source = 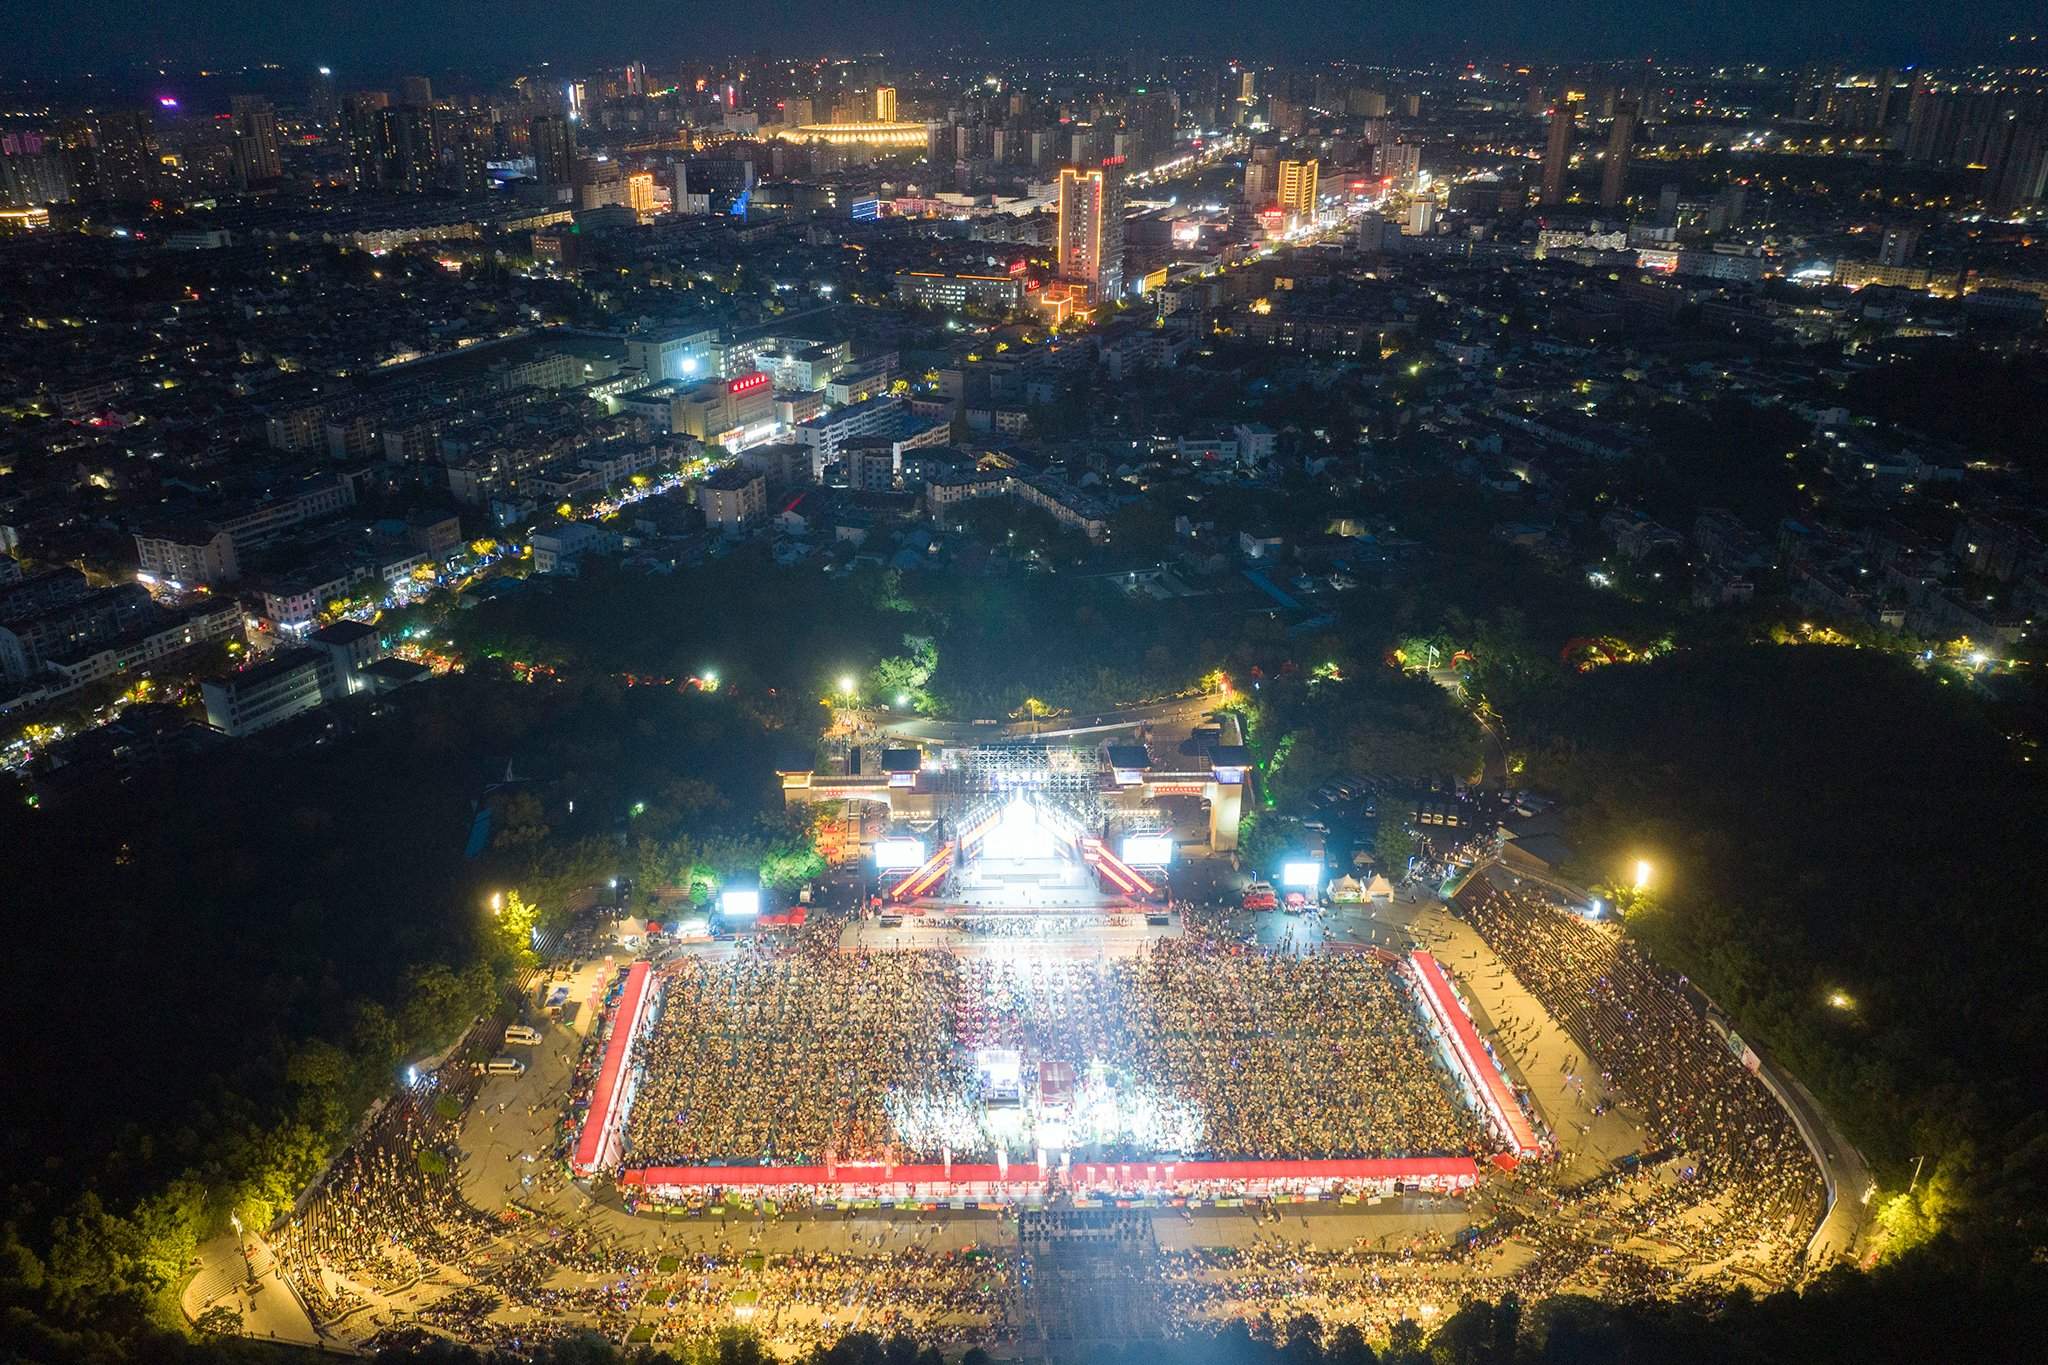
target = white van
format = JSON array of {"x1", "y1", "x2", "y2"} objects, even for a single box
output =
[
  {"x1": 503, "y1": 1025, "x2": 542, "y2": 1046},
  {"x1": 483, "y1": 1057, "x2": 527, "y2": 1077}
]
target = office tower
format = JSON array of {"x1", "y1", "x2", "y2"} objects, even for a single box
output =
[
  {"x1": 529, "y1": 113, "x2": 575, "y2": 186},
  {"x1": 1268, "y1": 96, "x2": 1304, "y2": 136},
  {"x1": 344, "y1": 92, "x2": 389, "y2": 187},
  {"x1": 1277, "y1": 157, "x2": 1319, "y2": 219},
  {"x1": 1540, "y1": 95, "x2": 1575, "y2": 205},
  {"x1": 1656, "y1": 182, "x2": 1680, "y2": 226},
  {"x1": 90, "y1": 111, "x2": 158, "y2": 202},
  {"x1": 400, "y1": 75, "x2": 434, "y2": 108},
  {"x1": 874, "y1": 86, "x2": 897, "y2": 122},
  {"x1": 308, "y1": 67, "x2": 339, "y2": 133},
  {"x1": 783, "y1": 95, "x2": 814, "y2": 127},
  {"x1": 230, "y1": 96, "x2": 282, "y2": 185},
  {"x1": 1056, "y1": 157, "x2": 1126, "y2": 303},
  {"x1": 1349, "y1": 88, "x2": 1387, "y2": 118},
  {"x1": 626, "y1": 169, "x2": 656, "y2": 217},
  {"x1": 1600, "y1": 99, "x2": 1636, "y2": 207}
]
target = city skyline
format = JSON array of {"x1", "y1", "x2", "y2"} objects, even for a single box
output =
[{"x1": 0, "y1": 0, "x2": 2044, "y2": 77}]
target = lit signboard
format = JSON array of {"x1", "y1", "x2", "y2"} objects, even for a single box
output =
[
  {"x1": 873, "y1": 838, "x2": 926, "y2": 870},
  {"x1": 850, "y1": 197, "x2": 881, "y2": 221},
  {"x1": 1121, "y1": 835, "x2": 1175, "y2": 866},
  {"x1": 719, "y1": 888, "x2": 761, "y2": 917},
  {"x1": 726, "y1": 370, "x2": 771, "y2": 397},
  {"x1": 1280, "y1": 861, "x2": 1322, "y2": 890}
]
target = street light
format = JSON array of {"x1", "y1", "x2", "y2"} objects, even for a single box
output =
[
  {"x1": 838, "y1": 676, "x2": 856, "y2": 696},
  {"x1": 489, "y1": 891, "x2": 503, "y2": 914},
  {"x1": 1633, "y1": 858, "x2": 1653, "y2": 893},
  {"x1": 896, "y1": 692, "x2": 910, "y2": 707}
]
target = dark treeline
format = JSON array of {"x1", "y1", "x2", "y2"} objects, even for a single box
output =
[{"x1": 0, "y1": 675, "x2": 815, "y2": 1364}]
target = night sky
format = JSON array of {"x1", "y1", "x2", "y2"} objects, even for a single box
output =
[{"x1": 0, "y1": 0, "x2": 2039, "y2": 77}]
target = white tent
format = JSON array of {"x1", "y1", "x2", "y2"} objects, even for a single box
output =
[
  {"x1": 1365, "y1": 874, "x2": 1396, "y2": 902},
  {"x1": 1326, "y1": 874, "x2": 1365, "y2": 902}
]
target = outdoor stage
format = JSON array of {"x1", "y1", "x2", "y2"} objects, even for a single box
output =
[{"x1": 879, "y1": 791, "x2": 1168, "y2": 919}]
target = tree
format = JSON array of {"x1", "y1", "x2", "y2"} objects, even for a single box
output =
[
  {"x1": 1373, "y1": 820, "x2": 1417, "y2": 870},
  {"x1": 193, "y1": 1304, "x2": 241, "y2": 1339}
]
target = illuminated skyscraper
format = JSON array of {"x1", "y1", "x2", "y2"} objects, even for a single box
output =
[
  {"x1": 1540, "y1": 95, "x2": 1576, "y2": 206},
  {"x1": 874, "y1": 86, "x2": 897, "y2": 122},
  {"x1": 1056, "y1": 157, "x2": 1126, "y2": 303},
  {"x1": 1600, "y1": 99, "x2": 1635, "y2": 207},
  {"x1": 1277, "y1": 157, "x2": 1319, "y2": 220}
]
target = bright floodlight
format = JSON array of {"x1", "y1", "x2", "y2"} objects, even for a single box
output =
[
  {"x1": 719, "y1": 888, "x2": 761, "y2": 918},
  {"x1": 1280, "y1": 861, "x2": 1321, "y2": 890},
  {"x1": 1633, "y1": 858, "x2": 1654, "y2": 892},
  {"x1": 838, "y1": 675, "x2": 856, "y2": 695}
]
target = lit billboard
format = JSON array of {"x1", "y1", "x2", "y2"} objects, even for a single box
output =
[
  {"x1": 873, "y1": 838, "x2": 927, "y2": 870},
  {"x1": 1121, "y1": 834, "x2": 1175, "y2": 866},
  {"x1": 1279, "y1": 861, "x2": 1322, "y2": 890},
  {"x1": 719, "y1": 888, "x2": 761, "y2": 918}
]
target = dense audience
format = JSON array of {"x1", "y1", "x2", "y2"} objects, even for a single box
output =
[
  {"x1": 1454, "y1": 880, "x2": 1825, "y2": 1281},
  {"x1": 623, "y1": 937, "x2": 1486, "y2": 1167},
  {"x1": 267, "y1": 887, "x2": 1826, "y2": 1358}
]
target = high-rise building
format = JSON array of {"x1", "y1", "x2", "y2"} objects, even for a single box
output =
[
  {"x1": 626, "y1": 169, "x2": 656, "y2": 218},
  {"x1": 1877, "y1": 223, "x2": 1920, "y2": 267},
  {"x1": 1056, "y1": 157, "x2": 1126, "y2": 303},
  {"x1": 529, "y1": 113, "x2": 575, "y2": 187},
  {"x1": 230, "y1": 96, "x2": 282, "y2": 185},
  {"x1": 1540, "y1": 95, "x2": 1576, "y2": 206},
  {"x1": 400, "y1": 75, "x2": 434, "y2": 108},
  {"x1": 1127, "y1": 88, "x2": 1176, "y2": 169},
  {"x1": 90, "y1": 111, "x2": 158, "y2": 202},
  {"x1": 1243, "y1": 142, "x2": 1279, "y2": 204},
  {"x1": 0, "y1": 131, "x2": 70, "y2": 206},
  {"x1": 1277, "y1": 157, "x2": 1319, "y2": 220},
  {"x1": 1600, "y1": 99, "x2": 1636, "y2": 207},
  {"x1": 376, "y1": 107, "x2": 433, "y2": 193},
  {"x1": 343, "y1": 92, "x2": 389, "y2": 188},
  {"x1": 308, "y1": 67, "x2": 339, "y2": 133},
  {"x1": 874, "y1": 86, "x2": 897, "y2": 122}
]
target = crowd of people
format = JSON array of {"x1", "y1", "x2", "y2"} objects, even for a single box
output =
[
  {"x1": 621, "y1": 934, "x2": 1490, "y2": 1169},
  {"x1": 1454, "y1": 881, "x2": 1825, "y2": 1283},
  {"x1": 259, "y1": 880, "x2": 1827, "y2": 1360},
  {"x1": 624, "y1": 942, "x2": 967, "y2": 1168}
]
